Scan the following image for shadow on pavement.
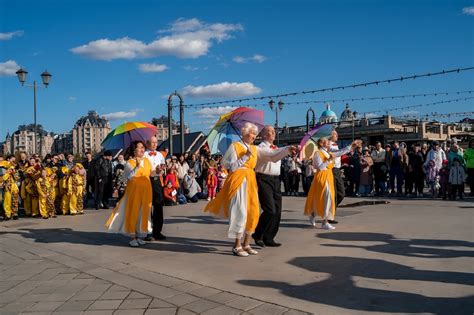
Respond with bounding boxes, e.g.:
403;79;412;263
318;232;474;258
239;256;474;314
0;228;232;255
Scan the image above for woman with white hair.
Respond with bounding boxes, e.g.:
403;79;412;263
204;122;261;257
304;137;359;230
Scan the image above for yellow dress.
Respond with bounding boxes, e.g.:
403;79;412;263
68;173;84;215
36;177;50;218
304;149;336;220
106;158;153;237
204;142;259;239
3;170;19;219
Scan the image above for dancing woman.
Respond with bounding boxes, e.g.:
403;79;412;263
304;137;359;230
106;141;153;247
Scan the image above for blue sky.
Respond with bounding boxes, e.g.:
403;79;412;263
1;0;473;140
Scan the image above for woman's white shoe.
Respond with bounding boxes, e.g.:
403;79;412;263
137;238;146;246
321;222;336;230
129;239;139;247
232;247;249;257
243;245;258;255
309;215;317;227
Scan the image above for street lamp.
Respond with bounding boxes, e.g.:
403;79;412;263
352;110;358;141
268;99;284;144
15;67;52;155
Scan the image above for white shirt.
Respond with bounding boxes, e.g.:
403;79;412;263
329;141;352;169
255;141;291;176
144;150;165;172
371;148;386;163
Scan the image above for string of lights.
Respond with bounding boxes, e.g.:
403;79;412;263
399;111;474;119
183;66;474;108
359;96;474;116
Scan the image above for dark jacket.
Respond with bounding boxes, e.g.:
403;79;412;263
93;157;112;181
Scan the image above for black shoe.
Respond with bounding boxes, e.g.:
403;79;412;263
95;205;100;210
252;234;266;247
12;216;19;220
264;241;282;247
144;236;154;241
101;205;109;209
154;233;167;240
328;220;338;224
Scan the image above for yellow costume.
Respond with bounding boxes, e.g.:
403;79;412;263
46;168;57;217
24;167;40;216
3;165;19;219
106;158;152;236
68;164;85;215
59;167;70;215
37;175;51;219
204;142;259;238
304;149;336;220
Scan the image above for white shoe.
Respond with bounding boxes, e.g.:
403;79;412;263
309;215;317;227
321;223;336;230
243;245;258;255
207;197;211;201
129;239;139;247
136;238;146;246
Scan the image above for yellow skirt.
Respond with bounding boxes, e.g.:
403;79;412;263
304;169;336;220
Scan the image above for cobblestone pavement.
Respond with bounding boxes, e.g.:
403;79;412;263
1;196;473;314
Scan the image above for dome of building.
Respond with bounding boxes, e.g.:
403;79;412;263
340;103;355;121
319;104;338;123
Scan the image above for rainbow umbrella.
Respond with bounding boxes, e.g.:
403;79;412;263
299;123;334;160
206;107;265;154
102;121;157;150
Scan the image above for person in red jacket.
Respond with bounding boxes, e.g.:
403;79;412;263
207;166;218;201
163;180;177;206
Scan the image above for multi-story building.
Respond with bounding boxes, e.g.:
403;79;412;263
3;124;55;156
150;115;190;142
72;111;110;155
52;132;73;154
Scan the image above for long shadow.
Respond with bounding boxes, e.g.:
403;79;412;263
165;215;227;225
318;232;474;258
0;228;231;255
239;256;474;314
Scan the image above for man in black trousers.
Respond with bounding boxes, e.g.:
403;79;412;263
253;126;295;247
144;136;167;241
93;150;113;210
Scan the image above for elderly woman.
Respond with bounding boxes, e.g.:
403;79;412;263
305;137;359;230
106;141;153;247
204;122;261;257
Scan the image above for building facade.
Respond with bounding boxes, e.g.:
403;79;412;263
52;132;73;154
150;115;190;142
72;111;110;155
3;124;55;156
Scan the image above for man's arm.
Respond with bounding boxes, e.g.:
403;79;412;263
328;144;352;157
257;145;290;163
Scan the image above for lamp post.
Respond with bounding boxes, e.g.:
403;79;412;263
167;91;185;156
352;111;358;141
269;99;284;144
306;108;315;132
15;68;52;155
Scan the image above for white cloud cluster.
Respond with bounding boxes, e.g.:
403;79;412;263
180;81;262;98
183;65;207;71
233;54;266;64
68;96;77;101
0;60;20;76
194;106;238;119
139;63;169;73
462;6;474;15
0;30;24;41
71;18;243;60
102;108;142;121
402;110;419;116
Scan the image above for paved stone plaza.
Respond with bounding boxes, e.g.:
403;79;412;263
0;196;473;315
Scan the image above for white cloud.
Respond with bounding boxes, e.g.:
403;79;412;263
462;7;474;15
233;54;267;64
194;106;238;119
71;18;243;60
0;30;24;41
402;110;419;116
180;81;262;98
102;109;142;121
364;112;378;118
183;65;207;71
68;96;77;101
138;63;169;73
0;60;20;76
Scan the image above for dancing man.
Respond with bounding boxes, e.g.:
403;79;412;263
253;126;295;247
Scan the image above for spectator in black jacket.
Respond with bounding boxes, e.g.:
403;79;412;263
82;151;95;208
94;151;113;210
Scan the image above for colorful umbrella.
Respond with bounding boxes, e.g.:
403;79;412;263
299;123;334;160
206;107;265;154
101;121;157;150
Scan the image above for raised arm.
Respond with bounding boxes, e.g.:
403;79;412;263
257;146;290;163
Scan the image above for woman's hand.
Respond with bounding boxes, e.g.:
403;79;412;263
329;152;336;160
351;140;362;149
245;148;253;157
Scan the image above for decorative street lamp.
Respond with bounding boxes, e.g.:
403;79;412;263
268;99;284;144
167;91;185;156
15;67;52;155
306;108;316;132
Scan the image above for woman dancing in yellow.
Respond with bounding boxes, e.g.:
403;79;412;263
106;141;153;247
304;137;359;230
205;123;261;257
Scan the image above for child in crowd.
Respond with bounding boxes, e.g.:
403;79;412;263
449;158;466;200
113;164;126;200
206;166;218;201
164;180;177;206
36;168;51;219
425;159;440;198
2;163;19;220
217;164;227;192
438;160;450;200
